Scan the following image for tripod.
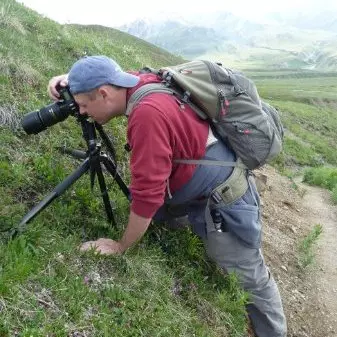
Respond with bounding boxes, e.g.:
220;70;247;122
13;116;131;237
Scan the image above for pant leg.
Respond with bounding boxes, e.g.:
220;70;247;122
204;231;287;337
153;203;190;229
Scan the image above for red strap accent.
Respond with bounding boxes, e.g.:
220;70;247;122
221;99;230;116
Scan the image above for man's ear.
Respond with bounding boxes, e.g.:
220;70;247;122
98;87;108;99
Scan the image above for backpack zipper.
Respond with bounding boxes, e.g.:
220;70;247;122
204;60;231;119
203;60;223;118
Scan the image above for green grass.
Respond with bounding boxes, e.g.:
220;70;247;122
0;1;249;336
0;225;248;336
255;76;337;105
303;167;337;204
251;70;337;174
298;224;323;269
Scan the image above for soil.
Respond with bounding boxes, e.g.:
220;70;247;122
256;165;337;337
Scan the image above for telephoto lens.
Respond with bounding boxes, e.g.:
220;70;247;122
21;86;79;134
21;102;70;134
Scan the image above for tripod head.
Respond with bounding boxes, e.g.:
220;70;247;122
59;115;117;166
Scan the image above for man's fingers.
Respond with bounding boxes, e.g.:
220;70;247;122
80;240;98;252
47;75;69;101
79;238;121;255
48;79;61;101
60;79;68;86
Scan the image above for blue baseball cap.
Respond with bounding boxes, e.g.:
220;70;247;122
68;55;140;94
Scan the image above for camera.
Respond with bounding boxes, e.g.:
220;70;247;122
22;86;79;134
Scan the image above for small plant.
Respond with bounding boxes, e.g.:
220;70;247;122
298;224;323;269
332;185;337;204
287;176;307;198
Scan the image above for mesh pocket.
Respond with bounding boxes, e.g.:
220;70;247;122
218;122;271;169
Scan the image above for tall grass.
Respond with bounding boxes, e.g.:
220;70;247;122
303;167;337;203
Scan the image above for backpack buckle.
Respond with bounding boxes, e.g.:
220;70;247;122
162;71;173;87
182;91;191;103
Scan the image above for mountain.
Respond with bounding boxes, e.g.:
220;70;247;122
117;11;337;71
118;18;226;58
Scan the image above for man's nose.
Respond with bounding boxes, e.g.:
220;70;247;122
79;107;87;115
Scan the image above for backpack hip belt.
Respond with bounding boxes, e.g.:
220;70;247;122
210;159;249;206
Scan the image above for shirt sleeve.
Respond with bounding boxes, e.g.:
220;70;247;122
127;102;174;218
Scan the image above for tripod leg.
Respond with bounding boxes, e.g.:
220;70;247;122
93;160;116;226
100;155;131;200
57;146;88;159
16;158;91;233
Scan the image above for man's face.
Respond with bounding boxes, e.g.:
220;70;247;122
74;86;125;124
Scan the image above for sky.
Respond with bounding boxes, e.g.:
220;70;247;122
18;0;337;27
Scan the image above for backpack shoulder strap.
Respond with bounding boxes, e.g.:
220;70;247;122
126;83;174;117
126;83;208;120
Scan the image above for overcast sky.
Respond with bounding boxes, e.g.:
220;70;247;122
18;0;337;27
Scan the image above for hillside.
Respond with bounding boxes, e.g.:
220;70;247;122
0;1;184;109
1;1;337;336
1;1;248;336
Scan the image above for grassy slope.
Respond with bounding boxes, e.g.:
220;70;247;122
249;70;337;171
0;1;248;336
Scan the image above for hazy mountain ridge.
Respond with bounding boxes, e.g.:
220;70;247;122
119;19;226;58
117;11;337;70
269;10;337;33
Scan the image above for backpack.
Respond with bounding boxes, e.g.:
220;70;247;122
126;60;284;170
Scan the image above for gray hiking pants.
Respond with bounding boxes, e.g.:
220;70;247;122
156;205;287;337
205;228;287;337
154;141;287;336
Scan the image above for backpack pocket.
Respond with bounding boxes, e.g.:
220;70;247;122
218;121;272;169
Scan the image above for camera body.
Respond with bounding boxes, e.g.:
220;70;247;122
22;86;79;134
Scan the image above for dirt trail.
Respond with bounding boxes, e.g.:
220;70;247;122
296;181;337;336
255;166;337;337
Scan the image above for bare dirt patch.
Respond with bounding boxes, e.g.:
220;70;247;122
257;165;337;337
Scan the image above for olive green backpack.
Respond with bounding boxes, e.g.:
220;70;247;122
126;60;284;170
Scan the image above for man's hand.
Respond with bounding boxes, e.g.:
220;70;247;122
48;74;69;101
80;238;123;255
80;211;152;256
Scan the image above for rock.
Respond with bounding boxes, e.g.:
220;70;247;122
290;226;297;233
254;172;268;194
282;200;295;208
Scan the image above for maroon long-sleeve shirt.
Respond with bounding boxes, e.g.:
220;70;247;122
126;73;209;218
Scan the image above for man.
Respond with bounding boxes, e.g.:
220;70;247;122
48;55;287;337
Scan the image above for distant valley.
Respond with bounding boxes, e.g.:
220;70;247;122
117;10;337;70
